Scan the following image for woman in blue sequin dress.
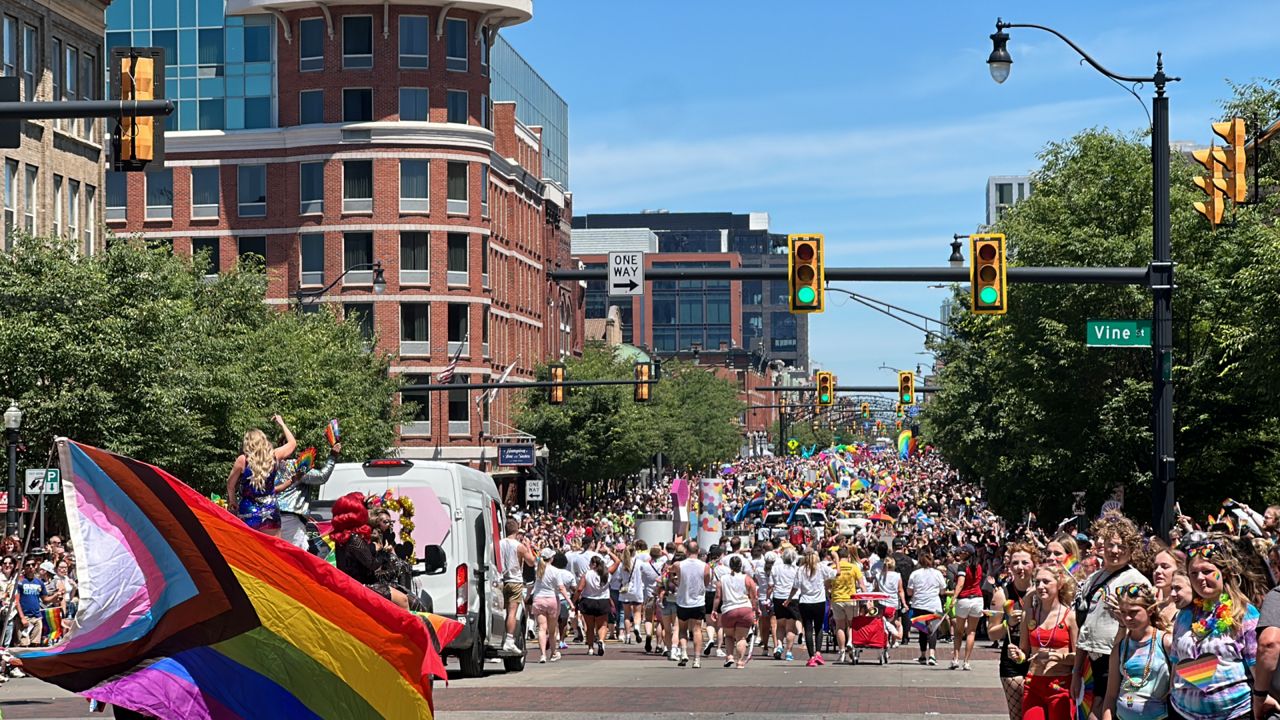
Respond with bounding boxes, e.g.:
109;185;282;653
224;415;297;536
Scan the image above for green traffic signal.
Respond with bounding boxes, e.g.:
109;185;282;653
979;286;1000;305
796;286;816;304
820;392;830;402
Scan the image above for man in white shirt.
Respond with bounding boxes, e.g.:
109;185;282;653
672;540;711;668
499;519;535;653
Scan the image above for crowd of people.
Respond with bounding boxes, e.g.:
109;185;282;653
0;532;78;677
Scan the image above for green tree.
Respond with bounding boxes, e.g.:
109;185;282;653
925;86;1280;521
0;236;404;495
650;359;745;472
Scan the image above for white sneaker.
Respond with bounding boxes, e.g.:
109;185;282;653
669;647;680;661
502;636;519;654
715;648;727;658
949;659;960;670
550;651;562;662
838;651;849;664
9;668;24;678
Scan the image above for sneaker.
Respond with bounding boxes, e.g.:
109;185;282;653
678;655;689;667
917;656;927;665
927;657;937;666
724;659;734;668
9;668;24;678
645;636;652;654
838;651;849;664
773;646;783;661
597;641;605;657
634;629;642;644
558;640;568;650
692;658;701;669
502;636;519;654
814;653;825;666
949;659;959;670
703;640;715;657
806;656;819;667
550;651;562;662
963;662;972;671
539;655;547;664
587;645;595;656
669;647;680;661
785;652;794;662
715;648;727;658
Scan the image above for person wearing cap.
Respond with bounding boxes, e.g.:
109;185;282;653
529;547;574;663
948;543;984;671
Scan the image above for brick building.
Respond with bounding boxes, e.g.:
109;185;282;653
104;0;582;466
0;0;109;251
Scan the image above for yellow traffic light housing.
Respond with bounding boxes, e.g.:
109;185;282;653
1213;118;1248;204
898;371;915;405
549;362;566;405
1193;147;1227;226
815;371;835;407
896;403;905;418
788;234;825;313
634;361;651;403
969;233;1008;314
860;402;870;419
112;47;166;172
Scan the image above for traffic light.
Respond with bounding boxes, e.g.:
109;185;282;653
815;371;835;407
548;362;566;405
787;234;825;313
1212;118;1248;204
898;370;915;405
1192;146;1227;227
969;233;1008;314
112;47;166;172
860;402;870;419
895;419;902;430
896;403;905;419
634;361;652;403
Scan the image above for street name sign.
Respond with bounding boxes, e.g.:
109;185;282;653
1086;320;1152;348
498;444;536;467
607;251;644;296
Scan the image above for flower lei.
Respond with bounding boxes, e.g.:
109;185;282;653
1190;592;1234;638
381;494;416;558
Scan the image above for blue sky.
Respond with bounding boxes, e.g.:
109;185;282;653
503;1;1280;387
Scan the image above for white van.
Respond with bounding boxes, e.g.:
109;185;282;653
315;459;525;676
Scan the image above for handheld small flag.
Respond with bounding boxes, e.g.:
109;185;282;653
911;613;940;634
295;447;316;475
324;418;341;447
43;607;64;642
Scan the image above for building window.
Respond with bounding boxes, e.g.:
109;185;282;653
400;373;431;435
480;93;489;129
445;18;467;72
244;16;272;63
446;90;467;124
400;231;429;284
79;52;95;140
343;303;374;344
770;312;798;352
300;232;324;285
299;90;324;124
742;280;763;306
448;375;470;435
399;160;429;213
299;17;325;72
480;236;489;287
399;16;428;69
342;16;373;69
192;237;220;277
342;160;372;213
480;165;489;216
237;165;266;217
51;38;60;130
745;311;763;340
145;169;173;221
446;161;468;214
22;164;35;234
342;231;373;284
105;171;126;221
481;308;489;357
198;99;224;130
198;28;224;67
2;159;15;242
52;174;62;236
446;232;467;285
190;167;219;219
299;162;323;214
238;236;267;265
399;87;428;121
447;303;468;357
480;28;489;75
63;44;78;136
996;183;1014;206
342;88;371;122
83;185;95;253
400;302;430;356
67;180;79;242
2;18;16;84
21;24;35;103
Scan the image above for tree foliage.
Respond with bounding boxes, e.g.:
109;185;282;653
0;237;405;495
925;80;1280;522
516;344;745;493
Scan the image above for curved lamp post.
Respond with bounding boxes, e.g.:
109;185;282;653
987;18;1179;539
295;261;387;312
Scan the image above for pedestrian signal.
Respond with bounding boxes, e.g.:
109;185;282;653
548;362;566;405
969;234;1007;314
815;371;834;407
634;361;652;403
898;371;915;405
788;234;825;313
1212;118;1248;204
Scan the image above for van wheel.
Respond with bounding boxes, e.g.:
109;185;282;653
457;637;485;678
502;616;527;673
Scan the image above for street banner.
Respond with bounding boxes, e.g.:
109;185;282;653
670;475;689;539
699;476;724;549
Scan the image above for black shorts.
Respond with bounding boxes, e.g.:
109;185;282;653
772;598;801;621
705;591;718;614
676;605;706;622
580;597;611;618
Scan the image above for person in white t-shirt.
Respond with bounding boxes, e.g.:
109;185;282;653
789;550;837;667
769;548;801;661
616;542;645;646
712;554;759;669
530;548;575;663
906;550;948;666
575;546;620;657
672;540;712;668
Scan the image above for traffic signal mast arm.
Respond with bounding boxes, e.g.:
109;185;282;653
0;99;173;119
549;265;1149;285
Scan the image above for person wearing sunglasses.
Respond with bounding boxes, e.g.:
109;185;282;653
1169;537;1259;720
1099;583;1172;720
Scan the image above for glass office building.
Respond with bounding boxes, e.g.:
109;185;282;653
490;34;568;187
105;1;276;131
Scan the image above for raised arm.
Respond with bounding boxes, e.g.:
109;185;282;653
301;443;341;486
271;415;297;459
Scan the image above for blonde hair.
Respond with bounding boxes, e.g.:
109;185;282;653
802;550;820;577
242;429;275;492
1034;562;1078;606
1117;584;1169;632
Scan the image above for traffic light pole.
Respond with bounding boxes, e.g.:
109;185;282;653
1151;71;1176;542
0;99;174;120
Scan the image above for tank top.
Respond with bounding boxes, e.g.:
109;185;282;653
998;580;1031;679
1116;632;1170;720
958;562;983;598
719;572;751;613
676;558;707;608
1029;606;1071;649
500;537;523;584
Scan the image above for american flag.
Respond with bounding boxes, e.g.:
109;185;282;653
437;339;465;384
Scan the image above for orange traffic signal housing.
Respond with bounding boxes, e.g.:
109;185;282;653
1212;118;1247;203
549;362;566;405
118;55;155;162
634;361;651;403
787;234;825;313
1193;147;1227;226
969;234;1008;314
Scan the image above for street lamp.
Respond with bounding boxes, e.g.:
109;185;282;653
987;18;1179;539
4;402;22;538
295;261;387;312
949;234;965;268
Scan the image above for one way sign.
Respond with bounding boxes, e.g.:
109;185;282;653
608;251;645;296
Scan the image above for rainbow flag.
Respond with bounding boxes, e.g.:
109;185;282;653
911;613;940;634
897;430;912;459
43;607;64;643
15;439;455;719
1078;660;1095;717
1064;555;1080;576
324;418;341;447
295;447;317;475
